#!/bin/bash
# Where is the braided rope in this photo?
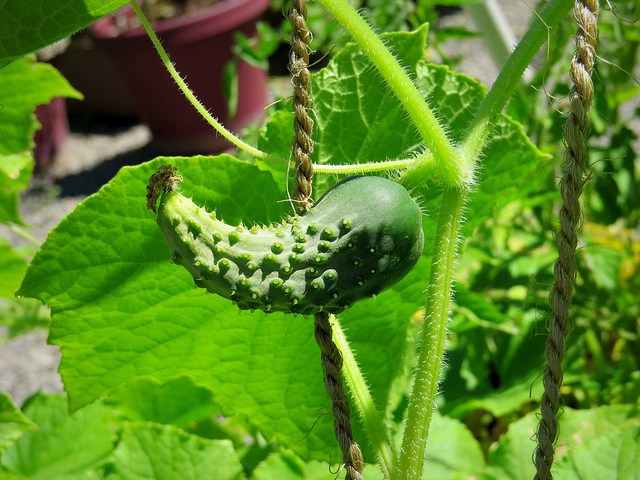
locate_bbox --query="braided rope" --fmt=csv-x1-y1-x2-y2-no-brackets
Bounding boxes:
289,2,363,478
290,0,314,211
314,312,364,480
534,1,599,479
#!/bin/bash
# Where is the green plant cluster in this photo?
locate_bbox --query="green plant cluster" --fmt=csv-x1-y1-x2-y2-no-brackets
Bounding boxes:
0,0,638,479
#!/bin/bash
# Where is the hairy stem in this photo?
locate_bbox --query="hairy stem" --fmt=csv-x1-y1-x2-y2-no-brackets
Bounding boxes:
464,0,573,160
396,187,464,479
315,0,463,186
395,1,574,478
315,158,416,175
331,315,395,479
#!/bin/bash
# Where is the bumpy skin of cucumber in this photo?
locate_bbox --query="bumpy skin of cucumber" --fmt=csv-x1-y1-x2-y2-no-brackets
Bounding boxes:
156,176,424,314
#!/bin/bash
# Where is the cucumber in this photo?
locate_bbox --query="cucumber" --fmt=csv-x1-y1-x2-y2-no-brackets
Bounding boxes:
148,166,424,314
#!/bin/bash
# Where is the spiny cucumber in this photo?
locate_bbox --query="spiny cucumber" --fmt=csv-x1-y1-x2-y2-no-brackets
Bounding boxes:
147,165,424,315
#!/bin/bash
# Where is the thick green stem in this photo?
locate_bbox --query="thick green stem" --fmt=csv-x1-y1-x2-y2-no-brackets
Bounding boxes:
395,1,574,478
331,315,395,479
464,0,573,161
396,187,464,479
315,0,463,186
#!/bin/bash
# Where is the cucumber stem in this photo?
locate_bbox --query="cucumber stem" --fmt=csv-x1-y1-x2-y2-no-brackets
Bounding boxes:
396,187,464,479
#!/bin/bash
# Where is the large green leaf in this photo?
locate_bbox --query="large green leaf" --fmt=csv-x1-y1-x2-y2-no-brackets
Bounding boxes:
252,450,383,480
262,28,548,275
0,392,36,454
105,423,244,480
18,154,424,462
0,0,128,67
0,394,115,479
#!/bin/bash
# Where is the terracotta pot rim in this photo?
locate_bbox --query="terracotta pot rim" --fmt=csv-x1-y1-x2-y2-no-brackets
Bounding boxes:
92,0,270,41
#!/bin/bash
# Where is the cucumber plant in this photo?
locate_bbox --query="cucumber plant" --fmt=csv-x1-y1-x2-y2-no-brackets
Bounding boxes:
6,0,630,479
148,165,424,315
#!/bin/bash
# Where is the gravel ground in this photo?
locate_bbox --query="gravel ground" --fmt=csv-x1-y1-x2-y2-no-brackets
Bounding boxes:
1,1,536,406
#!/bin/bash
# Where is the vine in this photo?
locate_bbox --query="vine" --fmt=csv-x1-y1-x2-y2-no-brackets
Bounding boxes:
132,1,580,479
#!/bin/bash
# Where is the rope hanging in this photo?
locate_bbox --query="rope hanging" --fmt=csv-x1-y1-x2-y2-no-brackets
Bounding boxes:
534,1,599,478
289,1,363,478
290,0,314,211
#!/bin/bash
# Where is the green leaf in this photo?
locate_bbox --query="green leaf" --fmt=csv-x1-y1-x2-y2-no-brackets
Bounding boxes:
0,58,81,156
251,450,331,480
554,424,640,480
312,27,429,168
0,154,33,226
0,238,28,298
18,154,426,462
0,393,115,479
0,297,50,342
108,377,219,428
421,414,487,479
0,392,36,454
251,449,384,480
488,405,640,479
257,109,293,186
104,423,244,480
0,0,128,67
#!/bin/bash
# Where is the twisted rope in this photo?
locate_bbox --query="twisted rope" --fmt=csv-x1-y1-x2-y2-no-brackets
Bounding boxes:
290,0,314,211
534,1,598,479
315,312,364,480
289,2,363,478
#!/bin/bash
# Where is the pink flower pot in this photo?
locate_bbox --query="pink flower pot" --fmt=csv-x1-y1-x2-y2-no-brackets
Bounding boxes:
92,0,270,154
34,97,69,172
